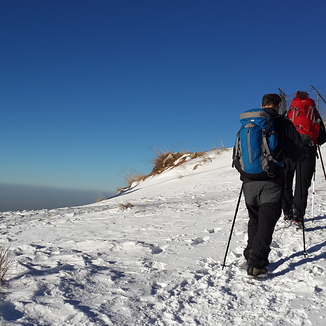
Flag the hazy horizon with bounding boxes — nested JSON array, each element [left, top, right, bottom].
[[0, 183, 114, 212], [3, 1, 326, 193]]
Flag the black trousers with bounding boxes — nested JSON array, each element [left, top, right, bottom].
[[243, 180, 283, 269], [282, 146, 316, 220]]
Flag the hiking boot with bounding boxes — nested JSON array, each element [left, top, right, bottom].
[[292, 220, 303, 229], [247, 265, 268, 278], [292, 213, 304, 229], [283, 209, 293, 221]]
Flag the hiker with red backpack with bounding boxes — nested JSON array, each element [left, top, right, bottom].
[[283, 91, 326, 228]]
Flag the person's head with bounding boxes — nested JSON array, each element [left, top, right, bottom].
[[261, 93, 282, 110], [294, 91, 309, 98]]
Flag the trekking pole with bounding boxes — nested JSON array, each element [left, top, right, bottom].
[[299, 164, 307, 257], [311, 85, 326, 106], [317, 146, 326, 181], [222, 183, 243, 269], [302, 220, 307, 257], [278, 88, 290, 115], [302, 216, 307, 257], [311, 171, 315, 220]]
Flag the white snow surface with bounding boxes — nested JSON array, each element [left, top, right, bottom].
[[1, 147, 326, 326]]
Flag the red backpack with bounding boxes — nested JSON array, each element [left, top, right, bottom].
[[287, 96, 320, 145]]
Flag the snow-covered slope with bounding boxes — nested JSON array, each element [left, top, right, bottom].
[[1, 147, 326, 325]]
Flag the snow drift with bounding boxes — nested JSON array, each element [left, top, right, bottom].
[[0, 147, 326, 325]]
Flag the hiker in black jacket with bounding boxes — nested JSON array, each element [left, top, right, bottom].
[[240, 94, 306, 277], [282, 91, 326, 228]]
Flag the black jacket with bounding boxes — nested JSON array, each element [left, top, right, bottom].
[[241, 107, 306, 183], [318, 115, 326, 145]]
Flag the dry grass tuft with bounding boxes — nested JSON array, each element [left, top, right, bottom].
[[119, 202, 134, 210], [0, 244, 10, 287], [150, 151, 207, 175], [126, 174, 147, 188], [151, 152, 184, 174], [116, 147, 229, 194]]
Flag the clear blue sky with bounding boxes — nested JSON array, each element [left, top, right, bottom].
[[1, 0, 326, 195]]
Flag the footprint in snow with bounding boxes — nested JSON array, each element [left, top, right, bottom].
[[151, 245, 163, 254], [206, 228, 221, 234], [191, 236, 210, 245]]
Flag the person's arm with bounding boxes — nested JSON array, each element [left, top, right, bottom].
[[318, 115, 326, 145], [284, 119, 306, 163]]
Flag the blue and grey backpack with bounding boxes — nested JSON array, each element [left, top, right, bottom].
[[233, 108, 282, 178]]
